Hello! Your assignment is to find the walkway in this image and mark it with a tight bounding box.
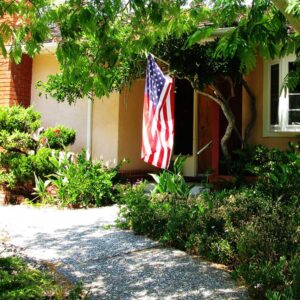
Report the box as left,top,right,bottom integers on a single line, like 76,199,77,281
0,205,248,299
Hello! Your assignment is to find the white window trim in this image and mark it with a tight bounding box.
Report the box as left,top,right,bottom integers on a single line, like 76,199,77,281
263,53,300,137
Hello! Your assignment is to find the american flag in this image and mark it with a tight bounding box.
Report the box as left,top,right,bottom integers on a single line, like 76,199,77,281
141,54,175,169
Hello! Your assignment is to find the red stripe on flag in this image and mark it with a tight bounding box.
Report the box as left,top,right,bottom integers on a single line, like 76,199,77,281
141,54,175,169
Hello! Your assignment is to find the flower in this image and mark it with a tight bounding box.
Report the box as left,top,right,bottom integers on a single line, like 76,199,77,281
41,137,47,145
46,185,58,195
53,128,61,135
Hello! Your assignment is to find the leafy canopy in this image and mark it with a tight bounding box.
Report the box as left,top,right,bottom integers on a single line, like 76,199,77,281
1,0,300,102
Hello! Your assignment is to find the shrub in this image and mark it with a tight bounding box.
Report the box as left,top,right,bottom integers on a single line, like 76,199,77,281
226,144,300,198
149,155,191,197
33,149,122,208
31,148,58,177
117,185,300,299
0,106,76,201
247,149,300,202
0,106,41,134
39,125,76,149
0,148,58,197
0,106,41,153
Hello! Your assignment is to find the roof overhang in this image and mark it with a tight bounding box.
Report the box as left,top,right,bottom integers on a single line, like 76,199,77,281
199,27,235,44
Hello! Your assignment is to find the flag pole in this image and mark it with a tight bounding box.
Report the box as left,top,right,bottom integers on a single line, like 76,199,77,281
151,53,170,67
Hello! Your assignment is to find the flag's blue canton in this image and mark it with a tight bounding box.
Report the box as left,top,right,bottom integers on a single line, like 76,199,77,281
146,54,166,108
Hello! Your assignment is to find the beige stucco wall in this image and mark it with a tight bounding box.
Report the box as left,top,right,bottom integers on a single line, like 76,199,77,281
31,54,120,164
92,95,119,164
118,80,157,172
31,54,88,153
242,57,297,150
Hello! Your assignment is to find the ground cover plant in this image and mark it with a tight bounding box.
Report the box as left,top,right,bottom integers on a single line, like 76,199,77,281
117,145,300,300
0,255,84,299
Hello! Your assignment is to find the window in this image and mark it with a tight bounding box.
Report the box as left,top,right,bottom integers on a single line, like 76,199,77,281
264,54,300,135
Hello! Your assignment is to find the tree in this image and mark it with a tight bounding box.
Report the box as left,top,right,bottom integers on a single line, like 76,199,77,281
1,0,299,99
272,0,300,33
0,0,50,62
36,0,203,103
1,0,299,159
152,35,253,160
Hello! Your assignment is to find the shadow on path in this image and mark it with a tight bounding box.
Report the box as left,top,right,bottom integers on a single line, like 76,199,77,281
0,206,248,299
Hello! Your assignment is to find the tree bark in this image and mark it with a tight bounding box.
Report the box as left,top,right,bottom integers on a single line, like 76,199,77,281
272,0,300,33
242,78,257,144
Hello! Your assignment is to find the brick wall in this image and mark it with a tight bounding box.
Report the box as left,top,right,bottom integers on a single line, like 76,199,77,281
0,13,32,107
0,55,11,106
0,54,32,107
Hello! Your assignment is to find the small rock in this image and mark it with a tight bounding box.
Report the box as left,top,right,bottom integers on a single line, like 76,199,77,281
189,185,209,196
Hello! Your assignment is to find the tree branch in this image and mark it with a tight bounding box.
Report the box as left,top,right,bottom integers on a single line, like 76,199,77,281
197,89,240,160
209,84,242,142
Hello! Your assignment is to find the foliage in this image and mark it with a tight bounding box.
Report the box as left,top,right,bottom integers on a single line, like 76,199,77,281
117,182,207,245
0,106,40,133
0,256,85,299
149,155,191,197
39,125,76,149
1,1,299,104
0,130,36,152
118,183,300,299
188,1,300,74
247,148,300,201
153,36,242,90
0,106,75,200
33,0,199,103
227,143,300,201
32,173,52,203
32,149,122,208
0,148,58,196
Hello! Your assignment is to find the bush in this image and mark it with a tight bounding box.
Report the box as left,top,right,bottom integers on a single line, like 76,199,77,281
246,147,300,201
33,149,122,208
226,144,300,200
0,106,41,134
0,148,58,196
117,184,300,299
39,125,76,149
31,148,58,177
149,155,191,197
0,106,76,201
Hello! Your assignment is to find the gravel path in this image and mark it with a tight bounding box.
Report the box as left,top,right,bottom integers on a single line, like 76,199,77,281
0,205,249,299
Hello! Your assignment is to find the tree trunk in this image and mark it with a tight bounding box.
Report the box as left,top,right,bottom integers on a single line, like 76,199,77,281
197,89,237,161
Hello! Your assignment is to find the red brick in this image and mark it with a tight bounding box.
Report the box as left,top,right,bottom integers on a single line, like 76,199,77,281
0,54,32,107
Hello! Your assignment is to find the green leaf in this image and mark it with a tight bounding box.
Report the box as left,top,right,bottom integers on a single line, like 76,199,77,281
186,27,214,48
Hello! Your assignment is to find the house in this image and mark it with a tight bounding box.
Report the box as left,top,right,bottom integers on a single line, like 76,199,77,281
0,41,299,178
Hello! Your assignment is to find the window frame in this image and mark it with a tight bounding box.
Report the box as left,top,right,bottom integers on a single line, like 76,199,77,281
263,53,300,137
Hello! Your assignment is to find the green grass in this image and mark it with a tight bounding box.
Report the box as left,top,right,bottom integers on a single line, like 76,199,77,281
0,256,84,299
